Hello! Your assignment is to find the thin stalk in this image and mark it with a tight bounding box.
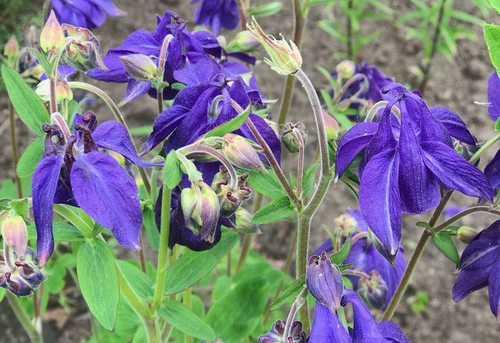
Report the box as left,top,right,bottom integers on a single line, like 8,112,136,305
8,103,22,198
152,185,172,310
432,206,500,233
237,0,249,29
295,214,311,331
157,91,164,114
297,134,305,198
7,293,43,343
470,132,500,164
277,0,307,127
49,78,57,114
418,0,448,93
346,0,354,60
382,191,453,321
227,250,232,277
236,193,263,273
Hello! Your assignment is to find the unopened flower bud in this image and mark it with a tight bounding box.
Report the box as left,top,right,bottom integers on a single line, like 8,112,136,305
334,213,357,237
457,226,478,244
234,207,260,234
358,271,389,309
120,53,158,81
281,122,306,153
181,182,221,243
226,30,259,53
307,253,343,314
36,79,73,103
1,214,28,257
40,11,65,53
336,60,355,80
223,133,264,170
323,110,340,141
219,187,241,217
4,36,20,62
247,18,302,75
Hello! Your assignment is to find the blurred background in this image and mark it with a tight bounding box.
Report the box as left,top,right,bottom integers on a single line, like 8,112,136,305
0,0,499,341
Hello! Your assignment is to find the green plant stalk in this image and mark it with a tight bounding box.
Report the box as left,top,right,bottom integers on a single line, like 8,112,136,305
418,0,448,93
152,185,172,310
470,132,500,164
346,0,354,60
277,0,307,127
7,293,43,343
433,206,500,233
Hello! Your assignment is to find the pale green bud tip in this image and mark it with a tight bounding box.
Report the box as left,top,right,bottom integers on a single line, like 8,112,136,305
457,226,478,244
40,11,65,53
336,60,356,80
1,215,28,257
323,110,340,141
120,54,158,81
247,18,302,75
4,36,19,60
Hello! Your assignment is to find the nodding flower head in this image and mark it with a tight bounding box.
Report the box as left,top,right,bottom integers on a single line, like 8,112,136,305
259,320,307,343
307,252,344,314
281,121,307,153
223,133,264,170
247,18,302,75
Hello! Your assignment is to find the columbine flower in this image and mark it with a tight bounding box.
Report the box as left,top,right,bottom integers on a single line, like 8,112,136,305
488,72,500,121
32,112,151,265
51,0,125,29
193,0,240,35
307,253,344,314
453,220,500,317
485,150,500,191
0,214,44,296
309,292,410,343
247,18,302,76
314,210,406,310
259,320,307,343
336,83,493,256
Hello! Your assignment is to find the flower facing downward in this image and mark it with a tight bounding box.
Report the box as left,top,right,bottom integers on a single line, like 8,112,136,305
307,252,344,314
247,18,302,75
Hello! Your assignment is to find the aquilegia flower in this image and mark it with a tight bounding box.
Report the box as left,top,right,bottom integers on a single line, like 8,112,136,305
192,0,240,35
51,0,125,29
488,72,500,121
33,112,149,265
314,210,406,310
336,82,493,256
485,150,500,191
309,292,410,342
452,220,500,317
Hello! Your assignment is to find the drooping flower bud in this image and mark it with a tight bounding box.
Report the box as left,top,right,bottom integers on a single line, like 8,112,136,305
120,53,158,81
358,270,389,309
247,18,302,75
40,11,65,53
62,24,104,71
1,214,28,258
36,79,73,103
223,133,264,170
258,320,307,343
336,60,356,80
323,110,341,141
457,226,478,244
307,253,343,314
4,36,20,63
226,30,259,53
281,122,307,153
181,182,221,243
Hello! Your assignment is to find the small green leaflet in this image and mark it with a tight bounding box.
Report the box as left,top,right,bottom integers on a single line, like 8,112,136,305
159,301,216,341
248,169,286,200
163,151,182,189
77,241,119,331
1,63,50,135
432,231,460,266
203,105,251,138
252,196,296,225
270,279,305,311
332,238,352,265
249,2,283,17
54,204,94,238
17,137,44,178
484,23,500,72
489,0,500,13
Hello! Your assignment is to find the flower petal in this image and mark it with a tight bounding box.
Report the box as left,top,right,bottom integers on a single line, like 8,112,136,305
452,267,490,303
488,261,500,317
431,107,476,145
341,291,386,342
71,152,142,249
309,304,350,343
485,150,500,190
378,322,410,343
360,149,401,256
32,155,64,265
488,72,500,121
336,122,378,177
421,141,494,201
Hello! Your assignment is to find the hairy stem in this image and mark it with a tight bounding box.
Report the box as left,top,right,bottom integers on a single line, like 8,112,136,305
418,0,448,93
277,0,307,127
7,293,43,343
295,214,311,330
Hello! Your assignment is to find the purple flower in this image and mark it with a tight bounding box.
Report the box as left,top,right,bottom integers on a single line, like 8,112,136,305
193,0,240,35
32,113,149,265
259,320,307,343
485,150,500,191
51,0,125,29
336,83,493,256
341,63,394,104
307,253,344,313
488,72,500,121
309,292,410,343
452,220,500,317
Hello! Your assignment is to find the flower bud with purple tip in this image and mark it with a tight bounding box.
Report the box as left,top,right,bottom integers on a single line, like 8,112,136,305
307,252,344,314
120,54,158,81
223,133,264,170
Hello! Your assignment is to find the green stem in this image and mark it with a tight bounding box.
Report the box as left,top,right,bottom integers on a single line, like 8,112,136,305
432,206,500,233
7,293,43,343
277,0,307,127
152,185,172,310
295,214,311,331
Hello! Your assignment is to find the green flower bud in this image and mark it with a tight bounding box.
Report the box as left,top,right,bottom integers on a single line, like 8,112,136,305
457,226,478,244
323,110,340,141
336,60,356,80
36,79,73,103
281,121,306,153
40,11,65,53
234,207,259,234
62,24,104,71
3,36,19,63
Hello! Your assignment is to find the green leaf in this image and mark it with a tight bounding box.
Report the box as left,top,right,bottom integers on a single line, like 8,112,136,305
77,240,119,330
489,0,500,13
176,151,202,182
163,151,182,189
166,231,239,294
252,197,295,225
432,231,460,266
248,169,286,200
17,137,44,178
54,204,94,237
303,163,319,198
116,261,153,298
204,105,251,138
271,279,305,310
1,64,49,135
484,23,500,72
249,2,283,17
332,238,352,265
495,118,500,132
207,276,268,342
159,301,216,341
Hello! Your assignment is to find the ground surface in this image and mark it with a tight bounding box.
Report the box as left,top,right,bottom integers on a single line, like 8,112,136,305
0,0,499,341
